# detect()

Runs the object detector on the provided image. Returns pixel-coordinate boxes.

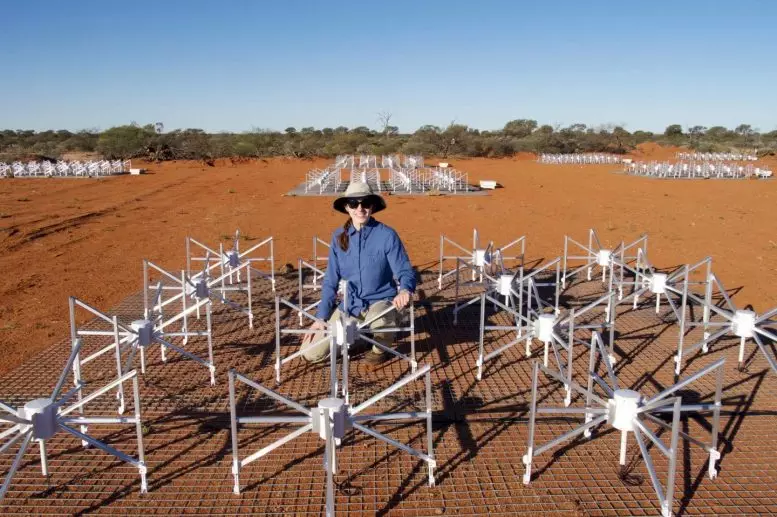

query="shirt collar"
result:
[348,217,377,236]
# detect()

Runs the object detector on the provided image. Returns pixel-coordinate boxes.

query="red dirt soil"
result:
[1,148,776,375]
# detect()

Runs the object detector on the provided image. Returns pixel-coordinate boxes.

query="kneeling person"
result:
[301,182,415,365]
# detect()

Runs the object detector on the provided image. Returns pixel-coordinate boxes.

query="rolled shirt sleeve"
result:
[385,229,416,294]
[314,219,413,320]
[315,233,341,321]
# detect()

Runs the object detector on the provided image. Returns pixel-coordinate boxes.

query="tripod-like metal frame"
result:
[69,291,215,403]
[228,365,435,516]
[676,271,777,374]
[477,268,616,398]
[144,258,254,330]
[185,229,275,293]
[451,245,528,325]
[523,332,724,517]
[438,229,525,290]
[296,236,332,325]
[0,340,147,501]
[562,229,648,289]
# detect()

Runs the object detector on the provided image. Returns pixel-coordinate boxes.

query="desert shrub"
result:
[0,120,771,161]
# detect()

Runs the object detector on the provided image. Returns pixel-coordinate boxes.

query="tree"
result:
[735,124,755,146]
[502,119,537,139]
[664,124,683,138]
[611,126,632,153]
[377,111,393,136]
[664,124,684,145]
[705,126,731,142]
[97,125,154,159]
[688,125,707,146]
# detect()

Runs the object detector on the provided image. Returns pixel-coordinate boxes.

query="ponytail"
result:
[338,218,352,251]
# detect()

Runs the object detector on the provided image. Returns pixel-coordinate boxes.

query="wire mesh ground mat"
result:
[2,271,777,515]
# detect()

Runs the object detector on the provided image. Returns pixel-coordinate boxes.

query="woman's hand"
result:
[302,320,327,347]
[393,290,411,311]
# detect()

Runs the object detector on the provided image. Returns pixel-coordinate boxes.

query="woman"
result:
[301,182,415,365]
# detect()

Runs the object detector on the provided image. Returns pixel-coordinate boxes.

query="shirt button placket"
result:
[357,231,362,315]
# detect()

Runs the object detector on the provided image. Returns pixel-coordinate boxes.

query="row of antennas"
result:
[0,160,131,178]
[676,151,757,161]
[625,161,772,179]
[538,153,625,164]
[305,166,470,194]
[435,227,776,516]
[334,154,424,169]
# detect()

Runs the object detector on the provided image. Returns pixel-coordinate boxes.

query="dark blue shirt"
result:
[316,218,416,320]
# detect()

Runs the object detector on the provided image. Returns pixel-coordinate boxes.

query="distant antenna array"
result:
[381,154,401,168]
[539,153,624,165]
[404,155,424,168]
[1,160,131,178]
[305,168,343,194]
[386,166,470,194]
[350,167,382,191]
[0,341,147,499]
[676,151,757,161]
[428,166,469,192]
[333,155,353,168]
[625,161,772,179]
[388,167,425,193]
[358,154,378,168]
[303,155,436,194]
[523,333,724,517]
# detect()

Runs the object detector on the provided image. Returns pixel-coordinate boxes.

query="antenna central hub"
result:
[533,314,556,343]
[314,398,349,440]
[608,389,642,432]
[474,249,487,267]
[732,310,756,338]
[597,249,612,267]
[649,273,668,294]
[20,398,57,440]
[497,275,513,296]
[224,250,240,268]
[334,319,357,346]
[131,320,155,347]
[194,279,209,298]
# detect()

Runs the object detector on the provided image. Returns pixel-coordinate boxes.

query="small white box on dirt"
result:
[479,180,497,189]
[130,168,145,175]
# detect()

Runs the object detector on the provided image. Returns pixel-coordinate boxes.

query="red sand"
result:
[1,148,775,374]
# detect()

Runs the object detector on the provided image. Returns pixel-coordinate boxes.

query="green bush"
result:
[0,121,771,162]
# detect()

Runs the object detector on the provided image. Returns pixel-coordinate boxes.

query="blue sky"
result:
[1,0,775,133]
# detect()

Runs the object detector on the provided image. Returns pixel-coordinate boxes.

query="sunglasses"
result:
[344,198,374,210]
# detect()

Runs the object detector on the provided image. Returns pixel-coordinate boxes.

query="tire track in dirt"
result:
[2,177,193,252]
[0,164,272,375]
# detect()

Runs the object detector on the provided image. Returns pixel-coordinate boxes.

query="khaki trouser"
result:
[301,300,399,362]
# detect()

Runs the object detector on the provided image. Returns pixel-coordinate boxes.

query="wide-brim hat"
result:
[333,182,387,214]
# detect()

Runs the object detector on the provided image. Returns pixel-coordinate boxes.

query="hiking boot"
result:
[363,350,389,366]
